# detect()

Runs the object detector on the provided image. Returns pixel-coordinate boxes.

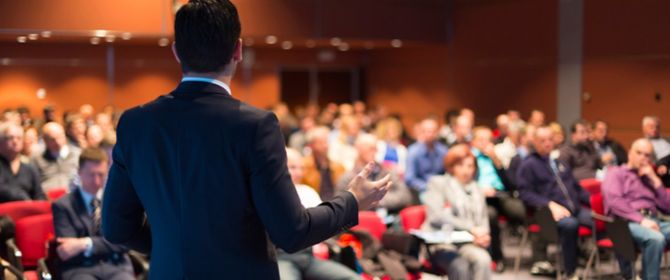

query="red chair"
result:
[399,205,426,232]
[583,192,616,279]
[6,213,54,280]
[580,178,602,195]
[0,201,52,222]
[351,211,387,241]
[46,188,68,201]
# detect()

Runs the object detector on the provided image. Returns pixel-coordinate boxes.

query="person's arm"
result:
[248,113,378,253]
[602,169,644,223]
[516,162,550,208]
[404,147,427,192]
[102,115,151,254]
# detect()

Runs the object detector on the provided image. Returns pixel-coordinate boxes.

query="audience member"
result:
[642,116,670,160]
[528,110,545,127]
[439,109,461,145]
[495,120,525,169]
[558,119,601,180]
[517,126,592,279]
[337,134,411,213]
[0,122,45,202]
[302,126,346,201]
[591,120,627,166]
[493,114,509,144]
[448,115,473,147]
[374,117,408,176]
[470,127,525,271]
[603,138,670,280]
[85,125,104,149]
[405,118,448,202]
[278,148,359,280]
[328,115,359,170]
[422,144,492,280]
[65,114,87,149]
[52,148,134,280]
[548,122,565,159]
[20,126,39,164]
[31,122,79,191]
[288,116,316,154]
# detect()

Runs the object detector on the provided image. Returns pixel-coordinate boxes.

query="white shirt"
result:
[295,184,322,208]
[181,77,232,95]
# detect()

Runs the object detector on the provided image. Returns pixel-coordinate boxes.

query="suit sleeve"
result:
[101,115,151,254]
[248,113,358,253]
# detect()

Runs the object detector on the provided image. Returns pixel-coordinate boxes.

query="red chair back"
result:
[0,201,51,222]
[399,205,426,232]
[580,178,602,195]
[591,192,606,232]
[351,211,387,240]
[15,213,54,268]
[46,188,68,201]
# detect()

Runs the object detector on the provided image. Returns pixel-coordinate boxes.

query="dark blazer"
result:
[52,188,131,272]
[102,81,359,280]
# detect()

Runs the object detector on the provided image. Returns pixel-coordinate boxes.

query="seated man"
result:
[603,138,670,280]
[337,134,412,214]
[516,126,592,280]
[0,122,45,202]
[31,122,80,192]
[302,126,346,201]
[406,118,448,203]
[52,148,134,280]
[558,119,601,180]
[280,148,359,280]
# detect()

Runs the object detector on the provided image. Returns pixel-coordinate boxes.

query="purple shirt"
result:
[602,165,670,223]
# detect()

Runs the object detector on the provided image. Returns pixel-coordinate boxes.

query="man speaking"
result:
[101,0,390,279]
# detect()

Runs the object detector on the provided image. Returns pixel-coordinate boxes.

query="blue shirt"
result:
[472,148,505,191]
[405,141,448,192]
[78,186,96,215]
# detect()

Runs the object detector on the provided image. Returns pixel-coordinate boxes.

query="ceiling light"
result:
[281,41,293,50]
[244,38,255,47]
[265,35,278,45]
[330,37,342,46]
[105,35,116,43]
[94,30,107,37]
[158,38,170,47]
[338,43,350,51]
[27,33,39,40]
[391,39,403,48]
[121,32,132,40]
[17,36,27,43]
[90,37,100,45]
[41,31,52,38]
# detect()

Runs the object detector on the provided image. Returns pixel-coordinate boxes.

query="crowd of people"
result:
[2,101,670,280]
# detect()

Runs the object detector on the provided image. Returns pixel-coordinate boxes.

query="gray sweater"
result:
[422,174,489,233]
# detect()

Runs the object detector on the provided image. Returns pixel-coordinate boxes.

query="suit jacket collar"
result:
[171,81,231,97]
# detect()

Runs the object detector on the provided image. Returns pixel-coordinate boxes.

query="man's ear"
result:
[231,38,243,63]
[171,42,181,64]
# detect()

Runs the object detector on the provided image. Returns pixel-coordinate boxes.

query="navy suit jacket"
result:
[52,188,131,271]
[101,81,359,280]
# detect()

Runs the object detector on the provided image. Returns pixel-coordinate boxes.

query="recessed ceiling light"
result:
[391,39,403,48]
[244,38,255,47]
[281,41,293,50]
[94,30,107,37]
[121,32,132,40]
[158,38,170,47]
[265,35,278,45]
[338,43,349,51]
[330,37,342,46]
[41,31,52,38]
[27,33,39,40]
[105,35,116,43]
[90,37,100,45]
[17,36,27,43]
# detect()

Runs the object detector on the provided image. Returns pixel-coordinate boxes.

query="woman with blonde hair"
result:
[375,117,408,176]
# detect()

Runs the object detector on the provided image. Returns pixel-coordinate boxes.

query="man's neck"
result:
[183,72,232,86]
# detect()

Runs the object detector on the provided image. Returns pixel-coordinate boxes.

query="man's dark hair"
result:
[79,148,109,169]
[570,119,591,134]
[174,0,241,73]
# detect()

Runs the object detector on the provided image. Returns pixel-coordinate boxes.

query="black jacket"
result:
[101,81,359,280]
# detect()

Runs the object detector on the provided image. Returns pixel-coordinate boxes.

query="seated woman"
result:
[422,144,492,280]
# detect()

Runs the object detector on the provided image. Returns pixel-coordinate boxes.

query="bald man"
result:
[642,116,670,160]
[603,138,670,280]
[31,122,80,191]
[337,134,411,213]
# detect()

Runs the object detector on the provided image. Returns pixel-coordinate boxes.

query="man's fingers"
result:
[370,174,391,188]
[356,162,375,180]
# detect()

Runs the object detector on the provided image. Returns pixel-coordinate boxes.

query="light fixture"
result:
[158,38,170,47]
[94,30,107,37]
[244,38,255,47]
[391,39,403,48]
[105,35,116,43]
[17,36,27,43]
[41,31,52,38]
[265,35,278,45]
[330,37,342,46]
[281,41,293,50]
[90,37,100,45]
[121,32,132,40]
[27,33,39,40]
[36,88,46,100]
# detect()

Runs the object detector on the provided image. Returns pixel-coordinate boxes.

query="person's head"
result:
[507,110,521,122]
[95,113,114,133]
[453,115,473,142]
[43,105,56,123]
[592,120,608,143]
[338,103,354,117]
[285,148,304,185]
[471,126,493,151]
[22,126,38,156]
[299,116,315,132]
[306,126,330,157]
[548,122,565,147]
[17,106,30,122]
[570,119,591,145]
[78,148,109,195]
[507,120,526,146]
[0,122,24,159]
[627,138,654,170]
[529,110,545,126]
[355,134,378,164]
[444,144,477,184]
[642,116,660,138]
[79,104,94,120]
[86,125,104,148]
[173,0,242,75]
[375,117,403,142]
[521,124,536,148]
[533,126,555,156]
[444,109,460,127]
[418,118,439,144]
[353,101,366,115]
[2,110,20,126]
[496,114,510,135]
[460,108,475,124]
[65,114,86,138]
[42,122,67,154]
[339,115,361,138]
